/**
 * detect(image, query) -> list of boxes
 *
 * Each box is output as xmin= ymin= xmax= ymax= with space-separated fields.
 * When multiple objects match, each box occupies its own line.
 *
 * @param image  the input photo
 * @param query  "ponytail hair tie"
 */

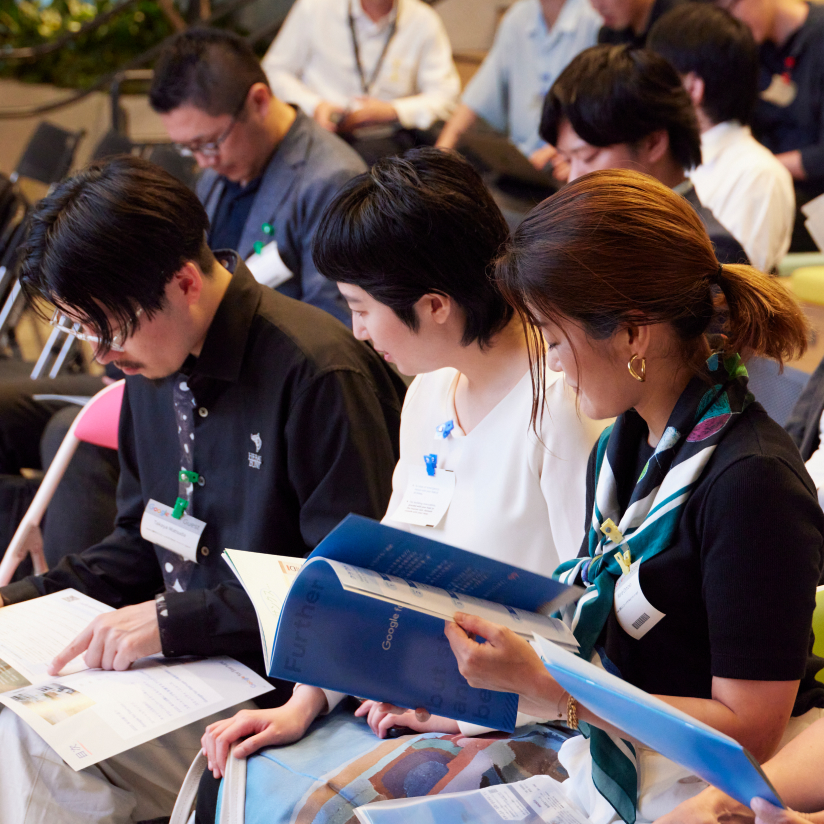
xmin=714 ymin=264 xmax=724 ymax=283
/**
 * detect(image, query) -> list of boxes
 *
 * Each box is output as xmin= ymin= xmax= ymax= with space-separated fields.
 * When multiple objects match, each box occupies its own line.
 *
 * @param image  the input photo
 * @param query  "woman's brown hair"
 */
xmin=495 ymin=169 xmax=808 ymax=423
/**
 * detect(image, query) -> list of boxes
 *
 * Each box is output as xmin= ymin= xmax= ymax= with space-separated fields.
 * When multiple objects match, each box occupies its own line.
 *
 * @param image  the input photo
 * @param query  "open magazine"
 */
xmin=224 ymin=514 xmax=582 ymax=733
xmin=0 ymin=589 xmax=273 ymax=770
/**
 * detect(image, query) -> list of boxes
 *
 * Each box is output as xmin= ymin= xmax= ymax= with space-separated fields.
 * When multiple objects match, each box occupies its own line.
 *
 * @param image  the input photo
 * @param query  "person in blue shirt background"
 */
xmin=436 ymin=0 xmax=601 ymax=173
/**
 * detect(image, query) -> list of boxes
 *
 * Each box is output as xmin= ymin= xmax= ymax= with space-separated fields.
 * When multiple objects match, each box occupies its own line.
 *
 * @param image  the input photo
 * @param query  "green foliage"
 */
xmin=0 ymin=0 xmax=174 ymax=88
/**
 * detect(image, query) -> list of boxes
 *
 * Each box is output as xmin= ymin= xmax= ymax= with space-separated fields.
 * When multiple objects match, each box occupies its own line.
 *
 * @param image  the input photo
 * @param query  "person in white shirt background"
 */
xmin=648 ymin=3 xmax=795 ymax=273
xmin=197 ymin=149 xmax=604 ymax=790
xmin=261 ymin=0 xmax=460 ymax=154
xmin=436 ymin=0 xmax=602 ymax=174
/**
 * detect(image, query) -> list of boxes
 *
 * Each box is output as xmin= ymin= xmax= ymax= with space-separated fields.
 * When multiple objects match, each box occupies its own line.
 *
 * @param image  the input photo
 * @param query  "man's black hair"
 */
xmin=149 ymin=28 xmax=268 ymax=116
xmin=647 ymin=5 xmax=758 ymax=126
xmin=313 ymin=147 xmax=512 ymax=348
xmin=540 ymin=44 xmax=702 ymax=171
xmin=18 ymin=155 xmax=213 ymax=351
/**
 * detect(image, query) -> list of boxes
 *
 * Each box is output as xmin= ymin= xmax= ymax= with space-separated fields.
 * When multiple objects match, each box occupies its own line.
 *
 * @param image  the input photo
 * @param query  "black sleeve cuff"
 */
xmin=156 ymin=588 xmax=209 ymax=658
xmin=0 ymin=578 xmax=42 ymax=606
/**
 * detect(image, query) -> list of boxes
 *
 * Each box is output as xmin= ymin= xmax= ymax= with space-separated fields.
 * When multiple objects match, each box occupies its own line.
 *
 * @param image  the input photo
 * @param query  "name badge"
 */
xmin=760 ymin=73 xmax=797 ymax=107
xmin=140 ymin=498 xmax=206 ymax=563
xmin=614 ymin=560 xmax=665 ymax=640
xmin=389 ymin=465 xmax=455 ymax=528
xmin=245 ymin=241 xmax=293 ymax=289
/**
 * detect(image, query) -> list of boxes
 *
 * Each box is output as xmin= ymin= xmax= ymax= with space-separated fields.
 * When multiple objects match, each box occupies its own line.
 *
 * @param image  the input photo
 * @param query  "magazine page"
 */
xmin=0 ymin=655 xmax=274 ymax=770
xmin=532 ymin=635 xmax=784 ymax=808
xmin=308 ymin=515 xmax=582 ymax=616
xmin=354 ymin=774 xmax=590 ymax=824
xmin=0 ymin=589 xmax=114 ymax=687
xmin=223 ymin=550 xmax=304 ymax=666
xmin=326 ymin=559 xmax=578 ymax=649
xmin=270 ymin=558 xmax=521 ymax=732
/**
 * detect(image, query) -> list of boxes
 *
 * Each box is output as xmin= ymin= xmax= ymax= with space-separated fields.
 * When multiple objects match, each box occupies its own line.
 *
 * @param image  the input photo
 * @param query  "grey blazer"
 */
xmin=197 ymin=110 xmax=367 ymax=324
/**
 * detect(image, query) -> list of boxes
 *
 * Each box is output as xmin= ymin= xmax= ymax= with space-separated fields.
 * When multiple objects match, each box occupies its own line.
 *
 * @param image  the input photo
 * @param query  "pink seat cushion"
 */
xmin=73 ymin=380 xmax=125 ymax=450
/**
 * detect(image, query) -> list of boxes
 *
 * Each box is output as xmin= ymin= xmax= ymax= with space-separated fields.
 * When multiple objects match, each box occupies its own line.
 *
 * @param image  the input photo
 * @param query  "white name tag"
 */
xmin=389 ymin=465 xmax=455 ymax=528
xmin=614 ymin=559 xmax=665 ymax=640
xmin=140 ymin=499 xmax=206 ymax=564
xmin=245 ymin=241 xmax=293 ymax=289
xmin=760 ymin=73 xmax=797 ymax=107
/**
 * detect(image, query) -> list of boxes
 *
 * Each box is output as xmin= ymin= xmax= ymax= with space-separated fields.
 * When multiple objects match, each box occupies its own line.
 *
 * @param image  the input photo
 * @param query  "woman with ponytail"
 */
xmin=444 ymin=169 xmax=824 ymax=824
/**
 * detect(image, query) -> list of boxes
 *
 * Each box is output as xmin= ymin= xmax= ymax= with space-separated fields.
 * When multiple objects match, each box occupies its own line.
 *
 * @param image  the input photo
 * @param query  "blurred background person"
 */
xmin=648 ymin=3 xmax=795 ymax=273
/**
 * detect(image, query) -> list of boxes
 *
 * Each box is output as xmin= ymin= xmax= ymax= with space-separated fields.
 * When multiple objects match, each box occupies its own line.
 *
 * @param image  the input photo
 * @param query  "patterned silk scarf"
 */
xmin=553 ymin=353 xmax=753 ymax=824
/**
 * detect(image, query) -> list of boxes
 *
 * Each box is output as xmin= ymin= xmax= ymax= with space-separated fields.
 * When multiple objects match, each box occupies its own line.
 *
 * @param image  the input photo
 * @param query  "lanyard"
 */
xmin=348 ymin=0 xmax=399 ymax=97
xmin=781 ymin=55 xmax=796 ymax=83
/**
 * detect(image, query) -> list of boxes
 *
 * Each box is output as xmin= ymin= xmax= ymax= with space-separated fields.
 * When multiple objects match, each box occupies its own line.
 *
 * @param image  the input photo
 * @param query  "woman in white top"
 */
xmin=198 ymin=148 xmax=604 ymax=790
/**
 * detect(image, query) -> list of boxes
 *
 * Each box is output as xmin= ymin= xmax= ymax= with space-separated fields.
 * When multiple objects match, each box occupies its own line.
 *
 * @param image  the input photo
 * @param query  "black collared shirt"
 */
xmin=1 ymin=256 xmax=405 ymax=696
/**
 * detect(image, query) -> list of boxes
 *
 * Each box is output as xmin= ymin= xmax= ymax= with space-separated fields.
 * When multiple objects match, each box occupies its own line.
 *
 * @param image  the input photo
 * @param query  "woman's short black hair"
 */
xmin=540 ymin=44 xmax=702 ymax=171
xmin=313 ymin=147 xmax=512 ymax=348
xmin=18 ymin=155 xmax=213 ymax=351
xmin=149 ymin=28 xmax=269 ymax=117
xmin=647 ymin=5 xmax=759 ymax=127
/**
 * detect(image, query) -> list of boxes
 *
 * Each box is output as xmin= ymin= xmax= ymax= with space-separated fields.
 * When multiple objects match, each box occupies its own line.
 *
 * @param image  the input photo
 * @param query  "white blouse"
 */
xmin=383 ymin=366 xmax=605 ymax=573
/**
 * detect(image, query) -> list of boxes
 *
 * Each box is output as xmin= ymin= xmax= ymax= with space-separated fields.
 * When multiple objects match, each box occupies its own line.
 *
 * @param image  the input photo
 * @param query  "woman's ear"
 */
xmin=416 ymin=293 xmax=454 ymax=326
xmin=625 ymin=322 xmax=651 ymax=357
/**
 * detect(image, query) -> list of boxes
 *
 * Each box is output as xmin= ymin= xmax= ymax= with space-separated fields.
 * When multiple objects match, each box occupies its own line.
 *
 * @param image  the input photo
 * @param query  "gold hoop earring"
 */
xmin=628 ymin=354 xmax=646 ymax=382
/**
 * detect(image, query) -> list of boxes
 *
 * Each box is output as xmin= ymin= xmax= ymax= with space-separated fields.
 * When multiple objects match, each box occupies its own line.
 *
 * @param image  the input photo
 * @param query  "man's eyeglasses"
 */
xmin=173 ymin=89 xmax=250 ymax=158
xmin=49 ymin=307 xmax=144 ymax=353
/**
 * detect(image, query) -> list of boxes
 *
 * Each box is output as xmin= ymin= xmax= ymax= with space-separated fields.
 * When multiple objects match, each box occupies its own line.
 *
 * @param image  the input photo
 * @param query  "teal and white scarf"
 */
xmin=553 ymin=353 xmax=753 ymax=824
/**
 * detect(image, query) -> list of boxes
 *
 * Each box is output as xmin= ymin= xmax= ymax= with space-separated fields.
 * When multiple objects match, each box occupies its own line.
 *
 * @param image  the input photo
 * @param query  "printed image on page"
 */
xmin=328 ymin=561 xmax=578 ymax=648
xmin=354 ymin=774 xmax=589 ymax=824
xmin=0 ymin=656 xmax=273 ymax=770
xmin=0 ymin=589 xmax=113 ymax=685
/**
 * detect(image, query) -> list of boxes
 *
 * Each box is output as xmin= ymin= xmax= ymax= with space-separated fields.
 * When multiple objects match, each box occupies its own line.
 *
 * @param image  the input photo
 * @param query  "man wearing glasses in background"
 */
xmin=0 ymin=28 xmax=367 ymax=571
xmin=150 ymin=27 xmax=368 ymax=325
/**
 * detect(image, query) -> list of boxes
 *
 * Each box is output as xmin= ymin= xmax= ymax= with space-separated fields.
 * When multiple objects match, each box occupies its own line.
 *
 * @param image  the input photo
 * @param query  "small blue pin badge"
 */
xmin=424 ymin=453 xmax=438 ymax=477
xmin=435 ymin=419 xmax=455 ymax=439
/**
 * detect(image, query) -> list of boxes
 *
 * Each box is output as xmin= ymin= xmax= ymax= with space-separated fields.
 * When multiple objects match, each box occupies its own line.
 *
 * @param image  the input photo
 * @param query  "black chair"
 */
xmin=90 ymin=129 xmax=134 ymax=161
xmin=11 ymin=122 xmax=86 ymax=194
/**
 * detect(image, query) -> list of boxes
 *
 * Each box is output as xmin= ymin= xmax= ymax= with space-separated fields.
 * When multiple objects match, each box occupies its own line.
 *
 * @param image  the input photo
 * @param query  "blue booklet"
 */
xmin=224 ymin=514 xmax=582 ymax=733
xmin=532 ymin=636 xmax=785 ymax=808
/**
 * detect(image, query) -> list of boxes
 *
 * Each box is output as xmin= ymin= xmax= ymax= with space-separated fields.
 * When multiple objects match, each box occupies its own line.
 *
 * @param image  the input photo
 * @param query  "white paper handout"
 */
xmin=353 ymin=774 xmax=589 ymax=824
xmin=0 ymin=590 xmax=273 ymax=769
xmin=802 ymin=192 xmax=824 ymax=252
xmin=0 ymin=589 xmax=113 ymax=682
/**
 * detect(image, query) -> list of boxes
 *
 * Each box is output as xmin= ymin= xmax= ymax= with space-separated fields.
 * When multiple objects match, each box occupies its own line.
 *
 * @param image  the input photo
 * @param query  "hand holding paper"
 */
xmin=49 ymin=600 xmax=161 ymax=675
xmin=444 ymin=612 xmax=563 ymax=717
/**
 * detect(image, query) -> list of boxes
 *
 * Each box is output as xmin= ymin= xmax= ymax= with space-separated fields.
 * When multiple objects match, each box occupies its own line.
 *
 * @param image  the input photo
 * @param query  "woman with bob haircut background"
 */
xmin=444 ymin=169 xmax=824 ymax=824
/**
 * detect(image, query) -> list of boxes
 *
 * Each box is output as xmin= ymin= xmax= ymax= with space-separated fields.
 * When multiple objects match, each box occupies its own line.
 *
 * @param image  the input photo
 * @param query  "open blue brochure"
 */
xmin=224 ymin=514 xmax=583 ymax=733
xmin=532 ymin=635 xmax=785 ymax=808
